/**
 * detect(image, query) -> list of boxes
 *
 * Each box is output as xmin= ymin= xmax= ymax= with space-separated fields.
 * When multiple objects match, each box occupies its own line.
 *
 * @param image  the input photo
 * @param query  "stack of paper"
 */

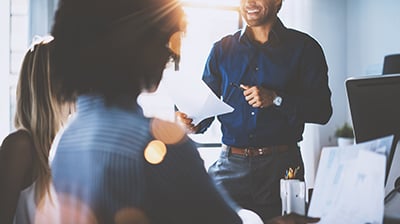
xmin=308 ymin=135 xmax=393 ymax=224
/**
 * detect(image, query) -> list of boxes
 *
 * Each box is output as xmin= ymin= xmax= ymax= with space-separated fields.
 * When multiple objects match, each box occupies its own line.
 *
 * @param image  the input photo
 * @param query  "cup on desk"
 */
xmin=280 ymin=179 xmax=306 ymax=215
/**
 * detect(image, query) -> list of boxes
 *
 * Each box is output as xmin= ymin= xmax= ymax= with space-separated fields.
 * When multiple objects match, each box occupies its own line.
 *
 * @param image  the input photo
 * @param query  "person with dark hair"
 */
xmin=49 ymin=0 xmax=259 ymax=223
xmin=176 ymin=0 xmax=332 ymax=222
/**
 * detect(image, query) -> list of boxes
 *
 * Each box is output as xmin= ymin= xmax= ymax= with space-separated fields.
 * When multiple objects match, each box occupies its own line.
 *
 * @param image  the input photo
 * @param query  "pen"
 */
xmin=284 ymin=166 xmax=300 ymax=179
xmin=230 ymin=82 xmax=245 ymax=91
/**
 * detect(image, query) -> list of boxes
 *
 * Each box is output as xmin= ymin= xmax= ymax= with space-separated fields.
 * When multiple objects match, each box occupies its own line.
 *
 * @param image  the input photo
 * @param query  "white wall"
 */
xmin=0 ymin=0 xmax=11 ymax=141
xmin=347 ymin=0 xmax=400 ymax=77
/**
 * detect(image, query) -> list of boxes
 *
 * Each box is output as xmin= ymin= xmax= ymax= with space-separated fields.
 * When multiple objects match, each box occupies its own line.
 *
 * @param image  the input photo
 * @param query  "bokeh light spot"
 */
xmin=115 ymin=207 xmax=150 ymax=224
xmin=144 ymin=140 xmax=167 ymax=164
xmin=150 ymin=118 xmax=186 ymax=145
xmin=35 ymin=192 xmax=98 ymax=224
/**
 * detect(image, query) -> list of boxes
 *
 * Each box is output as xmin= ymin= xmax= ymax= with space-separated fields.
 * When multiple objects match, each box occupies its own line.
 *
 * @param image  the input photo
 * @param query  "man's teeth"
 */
xmin=247 ymin=9 xmax=260 ymax=13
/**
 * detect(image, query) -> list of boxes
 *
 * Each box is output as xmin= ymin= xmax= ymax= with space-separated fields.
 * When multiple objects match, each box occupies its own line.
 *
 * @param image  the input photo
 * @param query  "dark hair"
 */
xmin=51 ymin=0 xmax=185 ymax=103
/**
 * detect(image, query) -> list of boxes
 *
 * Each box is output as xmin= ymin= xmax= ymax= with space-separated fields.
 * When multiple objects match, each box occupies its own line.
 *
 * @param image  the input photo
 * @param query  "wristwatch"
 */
xmin=273 ymin=95 xmax=283 ymax=106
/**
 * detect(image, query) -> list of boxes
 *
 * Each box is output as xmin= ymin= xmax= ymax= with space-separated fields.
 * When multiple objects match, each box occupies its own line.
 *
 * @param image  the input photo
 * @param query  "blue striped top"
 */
xmin=51 ymin=95 xmax=241 ymax=224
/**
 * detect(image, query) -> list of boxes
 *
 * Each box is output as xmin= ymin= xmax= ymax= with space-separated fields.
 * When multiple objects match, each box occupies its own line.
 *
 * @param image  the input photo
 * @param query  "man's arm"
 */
xmin=273 ymin=38 xmax=332 ymax=126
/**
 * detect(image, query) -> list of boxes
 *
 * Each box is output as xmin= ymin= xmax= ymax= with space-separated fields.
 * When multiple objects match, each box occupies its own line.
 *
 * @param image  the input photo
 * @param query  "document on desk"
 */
xmin=308 ymin=136 xmax=393 ymax=224
xmin=163 ymin=73 xmax=234 ymax=125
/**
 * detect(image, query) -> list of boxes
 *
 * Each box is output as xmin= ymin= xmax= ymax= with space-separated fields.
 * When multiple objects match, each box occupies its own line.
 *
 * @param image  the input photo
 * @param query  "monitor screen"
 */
xmin=346 ymin=73 xmax=400 ymax=183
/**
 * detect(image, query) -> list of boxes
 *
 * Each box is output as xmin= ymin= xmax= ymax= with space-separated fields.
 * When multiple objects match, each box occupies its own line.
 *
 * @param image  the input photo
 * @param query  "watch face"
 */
xmin=273 ymin=96 xmax=282 ymax=106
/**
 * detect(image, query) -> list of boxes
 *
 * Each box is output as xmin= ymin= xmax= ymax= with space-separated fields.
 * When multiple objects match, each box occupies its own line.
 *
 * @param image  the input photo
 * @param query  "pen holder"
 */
xmin=280 ymin=179 xmax=306 ymax=215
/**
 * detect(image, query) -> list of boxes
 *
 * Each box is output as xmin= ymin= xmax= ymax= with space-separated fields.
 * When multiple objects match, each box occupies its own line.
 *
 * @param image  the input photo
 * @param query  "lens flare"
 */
xmin=150 ymin=118 xmax=186 ymax=144
xmin=37 ymin=192 xmax=98 ymax=224
xmin=115 ymin=207 xmax=150 ymax=224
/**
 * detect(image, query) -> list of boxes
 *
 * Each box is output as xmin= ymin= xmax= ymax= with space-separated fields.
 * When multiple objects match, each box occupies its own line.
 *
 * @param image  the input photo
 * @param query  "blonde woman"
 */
xmin=0 ymin=37 xmax=66 ymax=224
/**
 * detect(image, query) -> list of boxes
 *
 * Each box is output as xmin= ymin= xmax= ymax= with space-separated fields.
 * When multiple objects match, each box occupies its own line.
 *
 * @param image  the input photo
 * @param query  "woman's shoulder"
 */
xmin=0 ymin=129 xmax=36 ymax=189
xmin=0 ymin=129 xmax=35 ymax=157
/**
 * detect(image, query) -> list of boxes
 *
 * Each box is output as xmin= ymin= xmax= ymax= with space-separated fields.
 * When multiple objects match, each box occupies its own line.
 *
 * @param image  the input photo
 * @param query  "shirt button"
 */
xmin=255 ymin=67 xmax=259 ymax=71
xmin=249 ymin=134 xmax=254 ymax=139
xmin=251 ymin=112 xmax=255 ymax=115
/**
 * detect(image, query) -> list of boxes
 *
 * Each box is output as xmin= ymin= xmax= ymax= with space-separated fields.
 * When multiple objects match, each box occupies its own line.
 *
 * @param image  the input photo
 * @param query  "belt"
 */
xmin=222 ymin=144 xmax=290 ymax=157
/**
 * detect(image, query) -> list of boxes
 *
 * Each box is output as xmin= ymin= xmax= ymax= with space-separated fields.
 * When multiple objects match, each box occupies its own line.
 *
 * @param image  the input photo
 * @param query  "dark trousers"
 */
xmin=208 ymin=145 xmax=304 ymax=222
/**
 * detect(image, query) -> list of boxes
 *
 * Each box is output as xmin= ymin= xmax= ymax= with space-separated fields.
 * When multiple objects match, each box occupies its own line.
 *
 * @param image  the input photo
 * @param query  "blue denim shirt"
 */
xmin=198 ymin=18 xmax=332 ymax=148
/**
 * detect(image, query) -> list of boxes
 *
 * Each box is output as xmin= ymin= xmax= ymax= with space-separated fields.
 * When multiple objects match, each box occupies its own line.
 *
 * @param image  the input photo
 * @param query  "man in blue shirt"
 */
xmin=177 ymin=0 xmax=332 ymax=221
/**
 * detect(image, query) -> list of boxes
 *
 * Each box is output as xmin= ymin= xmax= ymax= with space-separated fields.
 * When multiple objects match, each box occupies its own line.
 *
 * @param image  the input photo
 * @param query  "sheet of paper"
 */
xmin=308 ymin=136 xmax=392 ymax=224
xmin=137 ymin=79 xmax=176 ymax=122
xmin=163 ymin=72 xmax=234 ymax=125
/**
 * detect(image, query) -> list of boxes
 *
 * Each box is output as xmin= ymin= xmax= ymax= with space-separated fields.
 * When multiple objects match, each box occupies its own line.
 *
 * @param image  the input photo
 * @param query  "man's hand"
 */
xmin=266 ymin=213 xmax=320 ymax=224
xmin=241 ymin=85 xmax=276 ymax=108
xmin=175 ymin=111 xmax=199 ymax=133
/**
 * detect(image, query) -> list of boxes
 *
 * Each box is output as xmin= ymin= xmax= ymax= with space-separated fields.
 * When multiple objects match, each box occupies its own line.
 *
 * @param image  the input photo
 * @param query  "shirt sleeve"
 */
xmin=202 ymin=43 xmax=222 ymax=98
xmin=276 ymin=37 xmax=332 ymax=126
xmin=144 ymin=138 xmax=242 ymax=224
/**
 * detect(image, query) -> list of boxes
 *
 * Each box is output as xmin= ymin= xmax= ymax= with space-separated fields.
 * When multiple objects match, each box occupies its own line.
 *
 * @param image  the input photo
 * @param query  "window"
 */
xmin=138 ymin=1 xmax=241 ymax=167
xmin=0 ymin=0 xmax=29 ymax=140
xmin=1 ymin=0 xmax=241 ymax=167
xmin=0 ymin=0 xmax=58 ymax=141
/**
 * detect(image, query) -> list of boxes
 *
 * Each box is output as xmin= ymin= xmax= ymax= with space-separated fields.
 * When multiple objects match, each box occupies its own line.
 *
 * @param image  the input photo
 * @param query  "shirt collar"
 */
xmin=76 ymin=94 xmax=142 ymax=114
xmin=239 ymin=17 xmax=286 ymax=44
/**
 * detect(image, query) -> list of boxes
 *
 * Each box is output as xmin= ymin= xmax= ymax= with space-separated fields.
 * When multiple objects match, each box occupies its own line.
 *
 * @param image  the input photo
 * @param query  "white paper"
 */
xmin=137 ymin=79 xmax=176 ymax=122
xmin=163 ymin=72 xmax=234 ymax=125
xmin=308 ymin=136 xmax=392 ymax=224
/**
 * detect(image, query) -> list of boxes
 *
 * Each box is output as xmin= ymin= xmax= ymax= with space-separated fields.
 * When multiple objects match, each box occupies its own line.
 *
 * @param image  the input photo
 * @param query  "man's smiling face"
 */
xmin=240 ymin=0 xmax=280 ymax=27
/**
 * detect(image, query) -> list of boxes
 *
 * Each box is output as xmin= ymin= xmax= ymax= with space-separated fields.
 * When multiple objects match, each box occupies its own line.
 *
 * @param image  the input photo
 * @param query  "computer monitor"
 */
xmin=382 ymin=54 xmax=400 ymax=75
xmin=346 ymin=73 xmax=400 ymax=183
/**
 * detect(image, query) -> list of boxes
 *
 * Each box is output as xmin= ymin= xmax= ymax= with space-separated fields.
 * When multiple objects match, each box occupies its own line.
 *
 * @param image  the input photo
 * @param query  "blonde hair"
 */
xmin=14 ymin=38 xmax=63 ymax=204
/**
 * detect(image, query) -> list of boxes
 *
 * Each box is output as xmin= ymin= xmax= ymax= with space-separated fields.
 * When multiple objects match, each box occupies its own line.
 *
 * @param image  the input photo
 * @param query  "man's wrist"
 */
xmin=273 ymin=92 xmax=283 ymax=107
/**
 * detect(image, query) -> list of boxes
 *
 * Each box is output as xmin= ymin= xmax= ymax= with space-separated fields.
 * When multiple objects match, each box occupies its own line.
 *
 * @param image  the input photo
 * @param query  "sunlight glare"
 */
xmin=181 ymin=0 xmax=239 ymax=7
xmin=44 ymin=193 xmax=98 ymax=224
